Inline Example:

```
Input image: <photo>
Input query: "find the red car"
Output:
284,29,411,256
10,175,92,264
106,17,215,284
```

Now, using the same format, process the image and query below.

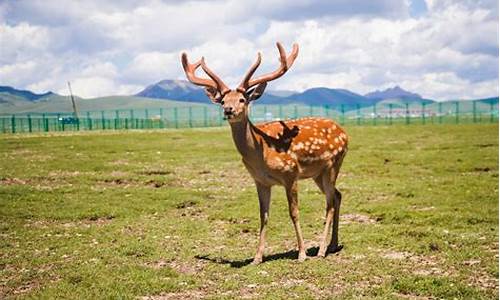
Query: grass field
0,123,498,299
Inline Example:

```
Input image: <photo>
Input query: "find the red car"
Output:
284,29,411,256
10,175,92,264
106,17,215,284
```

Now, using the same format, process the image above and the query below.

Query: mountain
279,88,376,108
267,89,297,97
136,80,377,108
1,82,498,115
0,86,56,101
136,79,208,103
365,86,422,101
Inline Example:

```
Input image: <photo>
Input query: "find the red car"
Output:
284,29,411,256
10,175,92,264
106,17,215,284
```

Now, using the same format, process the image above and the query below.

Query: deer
181,42,348,264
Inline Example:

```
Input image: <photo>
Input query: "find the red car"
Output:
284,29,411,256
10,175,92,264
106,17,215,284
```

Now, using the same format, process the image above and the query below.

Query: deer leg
317,170,334,257
328,154,345,254
285,181,306,262
328,188,343,253
253,182,271,265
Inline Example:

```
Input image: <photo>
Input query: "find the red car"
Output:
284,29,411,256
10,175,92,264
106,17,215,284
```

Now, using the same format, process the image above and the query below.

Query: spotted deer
181,42,348,264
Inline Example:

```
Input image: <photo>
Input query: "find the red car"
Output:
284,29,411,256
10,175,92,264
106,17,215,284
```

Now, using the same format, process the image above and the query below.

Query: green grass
0,123,498,299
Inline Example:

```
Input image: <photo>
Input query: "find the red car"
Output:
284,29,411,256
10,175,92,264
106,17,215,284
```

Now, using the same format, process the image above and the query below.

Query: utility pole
67,81,79,119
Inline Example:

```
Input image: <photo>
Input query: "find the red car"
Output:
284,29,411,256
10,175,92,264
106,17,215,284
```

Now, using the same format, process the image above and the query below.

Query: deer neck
229,114,260,160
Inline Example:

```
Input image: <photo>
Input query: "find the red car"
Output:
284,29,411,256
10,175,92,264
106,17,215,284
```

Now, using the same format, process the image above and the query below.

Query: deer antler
181,53,230,97
237,42,299,92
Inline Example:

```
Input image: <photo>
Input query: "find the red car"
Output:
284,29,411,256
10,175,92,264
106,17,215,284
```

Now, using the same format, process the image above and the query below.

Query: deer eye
220,100,225,105
239,98,245,103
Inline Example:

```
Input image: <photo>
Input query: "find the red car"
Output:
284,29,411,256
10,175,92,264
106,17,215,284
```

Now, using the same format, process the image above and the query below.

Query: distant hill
365,85,422,101
263,88,376,109
0,82,498,115
136,79,208,104
0,86,56,101
136,80,377,109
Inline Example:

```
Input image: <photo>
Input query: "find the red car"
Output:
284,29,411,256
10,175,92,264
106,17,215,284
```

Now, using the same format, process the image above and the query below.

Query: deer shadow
251,120,300,153
194,246,342,268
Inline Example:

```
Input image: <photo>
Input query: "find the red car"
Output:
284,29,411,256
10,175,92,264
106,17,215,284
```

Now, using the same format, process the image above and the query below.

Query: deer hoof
252,257,263,265
328,244,344,254
298,252,307,262
317,249,326,258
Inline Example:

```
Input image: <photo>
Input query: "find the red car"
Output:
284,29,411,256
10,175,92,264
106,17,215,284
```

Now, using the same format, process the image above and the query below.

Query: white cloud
0,0,497,100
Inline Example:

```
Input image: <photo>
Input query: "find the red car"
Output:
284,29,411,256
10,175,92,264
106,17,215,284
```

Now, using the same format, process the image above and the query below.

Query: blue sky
0,0,498,100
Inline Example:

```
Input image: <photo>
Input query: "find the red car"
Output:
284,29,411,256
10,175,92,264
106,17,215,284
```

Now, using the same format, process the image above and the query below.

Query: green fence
1,100,498,134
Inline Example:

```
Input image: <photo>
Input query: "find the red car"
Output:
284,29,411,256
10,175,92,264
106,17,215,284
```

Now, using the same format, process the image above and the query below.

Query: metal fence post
455,101,459,124
57,113,64,131
87,111,92,130
473,101,477,123
491,102,495,123
115,110,119,129
422,102,426,124
174,107,179,128
203,107,208,127
341,104,345,125
356,104,361,125
389,104,393,125
100,111,105,130
28,114,32,133
189,107,193,128
44,114,49,132
130,110,134,129
439,102,443,124
405,103,410,125
11,115,15,133
160,108,165,128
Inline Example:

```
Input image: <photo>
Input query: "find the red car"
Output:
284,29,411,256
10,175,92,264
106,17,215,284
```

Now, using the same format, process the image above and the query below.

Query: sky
0,0,498,100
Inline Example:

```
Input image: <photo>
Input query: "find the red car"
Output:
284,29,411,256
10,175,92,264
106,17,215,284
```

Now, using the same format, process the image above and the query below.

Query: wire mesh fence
1,100,498,134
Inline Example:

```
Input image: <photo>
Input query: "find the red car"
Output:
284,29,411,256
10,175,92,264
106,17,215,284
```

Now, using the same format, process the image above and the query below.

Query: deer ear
205,87,222,104
246,82,267,101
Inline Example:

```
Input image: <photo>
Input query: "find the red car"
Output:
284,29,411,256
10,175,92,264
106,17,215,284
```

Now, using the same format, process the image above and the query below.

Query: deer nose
223,107,234,115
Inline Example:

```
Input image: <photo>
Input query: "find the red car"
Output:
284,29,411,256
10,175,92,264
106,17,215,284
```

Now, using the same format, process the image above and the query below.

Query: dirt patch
108,159,130,166
176,200,197,209
141,290,205,300
476,143,496,148
102,178,134,186
145,180,166,188
171,165,252,194
379,249,452,278
340,213,378,225
109,171,129,177
0,176,70,191
382,250,412,260
47,171,83,178
24,216,114,229
410,206,435,211
366,193,390,202
140,169,173,175
467,270,499,291
473,167,492,172
0,177,27,185
10,281,41,296
391,292,432,299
